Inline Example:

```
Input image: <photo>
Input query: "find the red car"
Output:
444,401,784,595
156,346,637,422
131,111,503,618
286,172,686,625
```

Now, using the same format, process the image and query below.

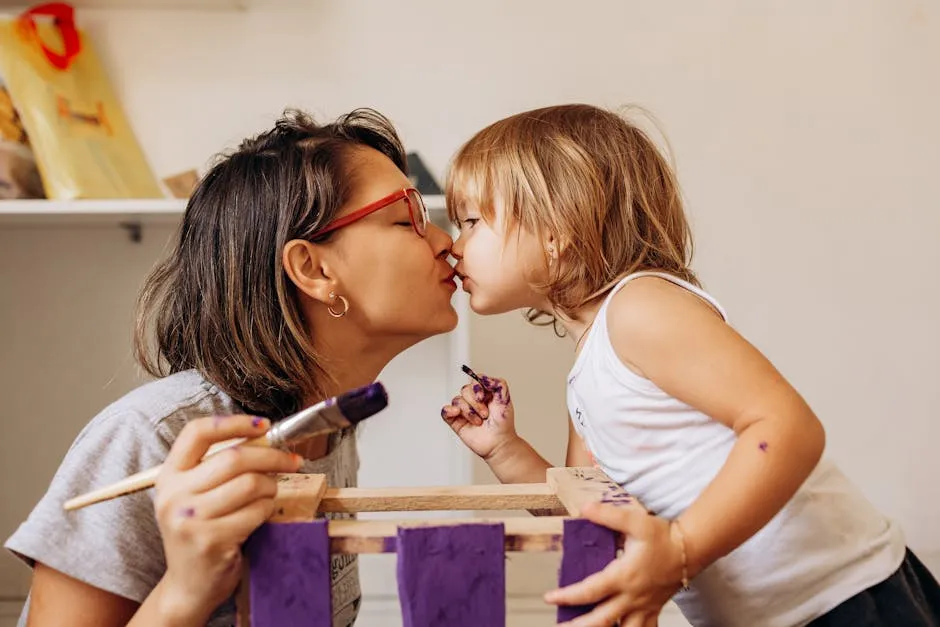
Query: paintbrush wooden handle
62,434,271,511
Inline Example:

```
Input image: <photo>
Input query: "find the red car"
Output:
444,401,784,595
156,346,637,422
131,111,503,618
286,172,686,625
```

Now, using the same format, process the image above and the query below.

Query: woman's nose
427,223,454,258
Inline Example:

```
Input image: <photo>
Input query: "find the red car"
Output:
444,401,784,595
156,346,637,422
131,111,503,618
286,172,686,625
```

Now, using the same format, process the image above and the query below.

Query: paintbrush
461,364,495,402
63,381,389,512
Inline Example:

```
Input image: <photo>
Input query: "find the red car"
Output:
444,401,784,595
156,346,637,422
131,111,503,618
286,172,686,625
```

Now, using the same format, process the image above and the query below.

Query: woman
5,108,459,626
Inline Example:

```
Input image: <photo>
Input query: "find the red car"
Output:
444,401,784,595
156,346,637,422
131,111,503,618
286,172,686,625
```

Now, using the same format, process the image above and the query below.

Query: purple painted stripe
557,518,618,623
245,520,332,627
397,524,506,627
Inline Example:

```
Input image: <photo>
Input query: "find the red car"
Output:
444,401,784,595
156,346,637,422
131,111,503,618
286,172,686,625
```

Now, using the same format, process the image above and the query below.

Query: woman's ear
282,239,336,304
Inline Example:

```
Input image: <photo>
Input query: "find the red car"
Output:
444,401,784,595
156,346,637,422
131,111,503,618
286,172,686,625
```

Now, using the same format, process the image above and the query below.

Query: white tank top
567,272,905,627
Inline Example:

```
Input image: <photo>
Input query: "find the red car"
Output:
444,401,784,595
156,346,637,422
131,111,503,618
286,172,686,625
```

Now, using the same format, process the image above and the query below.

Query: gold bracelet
671,519,691,590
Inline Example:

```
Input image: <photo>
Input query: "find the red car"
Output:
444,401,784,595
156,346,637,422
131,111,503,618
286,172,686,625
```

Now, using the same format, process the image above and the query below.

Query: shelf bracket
119,221,143,243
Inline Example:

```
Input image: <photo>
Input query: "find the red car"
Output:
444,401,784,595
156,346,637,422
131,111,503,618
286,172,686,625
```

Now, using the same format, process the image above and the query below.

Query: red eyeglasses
315,187,429,238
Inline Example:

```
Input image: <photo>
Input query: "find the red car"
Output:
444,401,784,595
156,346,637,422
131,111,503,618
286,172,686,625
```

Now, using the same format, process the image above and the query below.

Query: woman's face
323,147,459,341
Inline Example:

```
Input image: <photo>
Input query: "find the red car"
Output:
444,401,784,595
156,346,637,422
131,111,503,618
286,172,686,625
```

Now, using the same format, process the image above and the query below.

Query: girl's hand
152,415,302,623
441,374,519,460
545,502,686,627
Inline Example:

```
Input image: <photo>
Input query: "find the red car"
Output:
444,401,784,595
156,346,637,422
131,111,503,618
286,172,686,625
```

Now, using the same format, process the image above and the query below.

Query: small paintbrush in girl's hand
461,364,495,403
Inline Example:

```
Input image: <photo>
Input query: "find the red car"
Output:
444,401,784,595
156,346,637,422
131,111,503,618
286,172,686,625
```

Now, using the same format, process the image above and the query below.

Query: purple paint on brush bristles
460,364,492,391
336,382,388,425
246,520,332,627
557,518,618,623
461,365,495,406
397,524,506,627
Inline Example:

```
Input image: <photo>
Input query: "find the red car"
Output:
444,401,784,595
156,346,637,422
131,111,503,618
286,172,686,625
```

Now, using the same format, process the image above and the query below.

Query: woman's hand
152,415,302,623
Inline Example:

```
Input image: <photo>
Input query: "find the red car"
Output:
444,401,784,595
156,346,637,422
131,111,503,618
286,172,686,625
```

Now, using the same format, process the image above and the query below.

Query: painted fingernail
179,506,196,518
252,417,269,429
291,453,303,466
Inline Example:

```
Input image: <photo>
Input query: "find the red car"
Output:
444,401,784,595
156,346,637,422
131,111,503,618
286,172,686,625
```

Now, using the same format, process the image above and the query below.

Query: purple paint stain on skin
492,383,511,404
251,416,265,428
246,520,331,627
759,441,769,452
179,507,195,518
397,524,505,627
557,519,618,623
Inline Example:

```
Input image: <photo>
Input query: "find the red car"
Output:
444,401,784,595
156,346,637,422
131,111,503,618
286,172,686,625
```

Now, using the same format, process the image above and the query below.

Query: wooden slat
319,483,562,513
323,516,596,554
270,473,328,523
546,467,642,516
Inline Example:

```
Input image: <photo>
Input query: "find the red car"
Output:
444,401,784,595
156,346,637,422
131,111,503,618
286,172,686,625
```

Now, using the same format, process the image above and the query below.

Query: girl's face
321,148,459,340
450,201,548,315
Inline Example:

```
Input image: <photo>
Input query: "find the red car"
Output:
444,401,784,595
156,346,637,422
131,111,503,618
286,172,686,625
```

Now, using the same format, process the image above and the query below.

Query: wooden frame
238,467,642,626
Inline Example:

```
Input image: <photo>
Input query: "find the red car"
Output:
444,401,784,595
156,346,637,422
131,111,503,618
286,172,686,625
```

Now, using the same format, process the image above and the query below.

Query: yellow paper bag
0,3,163,199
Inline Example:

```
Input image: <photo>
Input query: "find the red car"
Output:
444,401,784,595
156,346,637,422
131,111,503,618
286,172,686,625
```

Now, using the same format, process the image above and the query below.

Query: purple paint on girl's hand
759,441,769,452
179,507,196,518
491,382,510,404
252,416,265,428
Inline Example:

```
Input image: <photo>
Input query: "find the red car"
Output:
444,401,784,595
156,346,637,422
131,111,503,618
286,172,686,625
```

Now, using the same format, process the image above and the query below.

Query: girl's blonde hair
446,103,697,327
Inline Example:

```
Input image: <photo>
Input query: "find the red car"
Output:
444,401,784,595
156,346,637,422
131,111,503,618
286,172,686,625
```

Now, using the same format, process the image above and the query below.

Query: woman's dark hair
135,108,408,417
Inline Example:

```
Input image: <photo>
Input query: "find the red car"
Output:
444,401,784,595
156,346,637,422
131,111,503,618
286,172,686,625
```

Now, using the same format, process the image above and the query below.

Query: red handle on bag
17,2,81,70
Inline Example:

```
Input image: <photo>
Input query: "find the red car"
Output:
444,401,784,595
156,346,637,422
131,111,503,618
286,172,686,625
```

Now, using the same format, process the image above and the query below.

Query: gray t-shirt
4,369,361,626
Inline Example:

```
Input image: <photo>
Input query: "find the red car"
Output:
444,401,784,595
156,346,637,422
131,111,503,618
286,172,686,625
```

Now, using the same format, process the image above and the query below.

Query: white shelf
0,196,448,228
0,199,185,227
0,0,248,10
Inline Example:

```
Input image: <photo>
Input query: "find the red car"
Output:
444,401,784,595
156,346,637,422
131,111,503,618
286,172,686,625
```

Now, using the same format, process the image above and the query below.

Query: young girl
441,104,940,627
5,108,459,627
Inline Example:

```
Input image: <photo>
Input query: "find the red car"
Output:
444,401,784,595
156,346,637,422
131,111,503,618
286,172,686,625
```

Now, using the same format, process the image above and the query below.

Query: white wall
1,1,937,624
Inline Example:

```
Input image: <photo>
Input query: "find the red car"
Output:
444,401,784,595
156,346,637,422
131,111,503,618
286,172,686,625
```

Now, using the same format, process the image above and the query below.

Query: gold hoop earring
328,292,349,318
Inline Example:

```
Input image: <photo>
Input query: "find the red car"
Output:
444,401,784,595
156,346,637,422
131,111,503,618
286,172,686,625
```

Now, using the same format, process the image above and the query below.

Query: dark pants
809,549,940,627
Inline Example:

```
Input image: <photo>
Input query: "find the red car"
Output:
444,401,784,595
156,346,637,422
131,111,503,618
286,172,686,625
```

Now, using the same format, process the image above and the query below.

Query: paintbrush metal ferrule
264,398,349,449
